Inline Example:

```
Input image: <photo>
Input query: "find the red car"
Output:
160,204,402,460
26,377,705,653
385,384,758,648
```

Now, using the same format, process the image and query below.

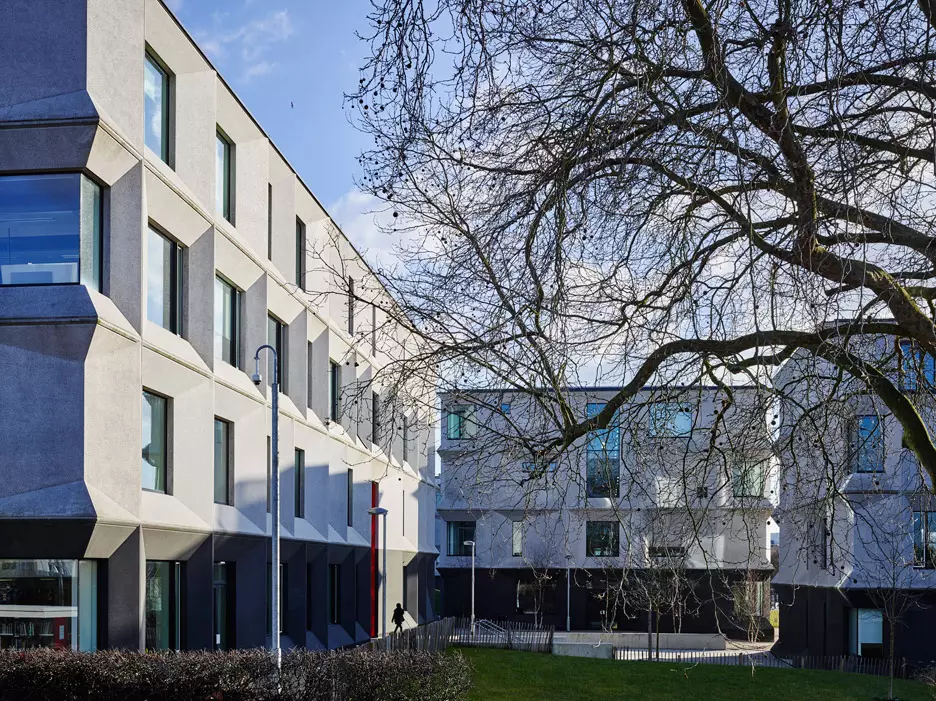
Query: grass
458,647,933,701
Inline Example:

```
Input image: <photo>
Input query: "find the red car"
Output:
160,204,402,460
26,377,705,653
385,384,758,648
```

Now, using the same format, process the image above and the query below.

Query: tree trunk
647,607,653,659
888,617,896,700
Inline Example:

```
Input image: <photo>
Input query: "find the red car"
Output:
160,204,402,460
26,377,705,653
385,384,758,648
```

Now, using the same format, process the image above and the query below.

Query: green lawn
458,648,933,701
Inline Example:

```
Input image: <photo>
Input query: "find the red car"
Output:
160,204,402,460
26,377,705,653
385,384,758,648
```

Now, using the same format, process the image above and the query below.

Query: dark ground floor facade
774,583,936,664
438,566,773,640
0,519,436,651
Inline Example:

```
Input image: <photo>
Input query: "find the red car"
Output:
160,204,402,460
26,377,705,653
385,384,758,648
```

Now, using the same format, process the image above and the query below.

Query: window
516,580,556,615
213,418,231,505
851,415,884,473
328,564,341,624
142,390,168,493
214,276,240,367
147,227,183,334
371,392,380,444
212,562,231,650
731,460,765,498
295,448,305,518
215,130,233,222
402,415,409,462
348,276,355,335
0,559,87,650
648,545,686,562
900,341,936,392
446,407,475,440
295,218,306,289
586,521,619,557
501,403,511,415
329,361,341,421
446,521,476,556
267,183,273,260
145,561,181,650
144,50,172,165
848,608,883,657
267,315,287,392
512,521,523,557
347,468,354,527
913,511,936,568
648,403,693,437
521,461,558,473
0,173,102,288
586,402,619,498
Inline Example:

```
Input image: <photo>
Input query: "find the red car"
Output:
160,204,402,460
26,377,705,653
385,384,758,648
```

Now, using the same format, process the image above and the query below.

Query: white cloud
194,9,293,79
164,0,183,12
243,60,275,81
328,189,402,270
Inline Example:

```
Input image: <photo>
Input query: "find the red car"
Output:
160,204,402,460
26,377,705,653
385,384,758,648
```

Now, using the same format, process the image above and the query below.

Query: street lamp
252,345,280,669
565,554,573,632
463,540,476,637
368,506,389,638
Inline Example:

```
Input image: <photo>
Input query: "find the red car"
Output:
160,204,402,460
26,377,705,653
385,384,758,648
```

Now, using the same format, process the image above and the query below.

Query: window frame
328,564,341,624
295,218,306,290
213,417,232,505
347,276,355,335
446,406,475,440
648,402,693,437
402,414,410,463
851,414,884,473
912,511,936,569
146,224,184,335
295,447,305,519
899,340,936,392
267,314,287,393
329,361,341,422
446,521,476,556
585,521,620,558
731,459,766,498
142,389,170,494
143,48,174,167
214,275,240,368
347,468,354,527
215,128,234,223
512,521,524,557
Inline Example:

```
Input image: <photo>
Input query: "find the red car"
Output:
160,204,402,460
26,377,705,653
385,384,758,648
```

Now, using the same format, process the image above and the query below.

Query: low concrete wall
553,631,726,651
553,641,614,659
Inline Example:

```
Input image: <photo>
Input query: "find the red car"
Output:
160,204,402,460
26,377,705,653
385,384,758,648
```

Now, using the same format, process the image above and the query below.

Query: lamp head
251,371,263,386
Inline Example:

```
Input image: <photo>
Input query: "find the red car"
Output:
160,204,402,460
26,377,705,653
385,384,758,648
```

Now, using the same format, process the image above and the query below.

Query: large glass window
0,174,102,288
216,130,233,222
268,315,287,392
851,414,884,473
648,403,693,437
731,459,766,498
214,276,240,367
142,390,168,493
900,341,936,392
213,562,231,650
295,448,305,518
0,559,83,650
586,402,620,498
347,468,354,527
214,418,231,505
145,561,180,650
144,51,172,165
328,564,341,624
913,511,936,569
446,407,475,440
147,227,183,334
512,521,523,557
295,218,306,289
446,521,475,556
586,521,619,557
848,608,883,657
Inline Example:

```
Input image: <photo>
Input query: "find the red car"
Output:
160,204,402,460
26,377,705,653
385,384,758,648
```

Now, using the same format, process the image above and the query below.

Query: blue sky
167,0,388,258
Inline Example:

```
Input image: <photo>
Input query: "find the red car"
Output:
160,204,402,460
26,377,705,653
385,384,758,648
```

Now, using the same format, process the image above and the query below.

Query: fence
450,617,554,653
613,649,914,678
371,617,455,653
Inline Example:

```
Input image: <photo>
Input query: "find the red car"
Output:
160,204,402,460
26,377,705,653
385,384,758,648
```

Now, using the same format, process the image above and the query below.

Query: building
773,337,936,663
0,0,437,651
436,387,776,639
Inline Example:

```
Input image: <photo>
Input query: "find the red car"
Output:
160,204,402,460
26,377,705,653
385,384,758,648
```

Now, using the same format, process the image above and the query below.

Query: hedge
0,647,472,701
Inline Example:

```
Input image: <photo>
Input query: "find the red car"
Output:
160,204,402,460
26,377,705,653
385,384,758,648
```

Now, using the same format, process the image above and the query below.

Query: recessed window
586,402,619,498
213,418,232,505
731,460,766,498
371,392,380,445
0,174,102,288
216,129,233,223
512,521,523,557
142,390,168,493
648,403,693,437
214,276,240,367
585,521,619,557
144,51,172,165
267,315,287,392
900,341,935,392
295,218,306,290
851,414,883,473
501,403,511,415
446,521,475,556
402,415,409,462
913,511,936,568
267,183,273,260
446,407,475,440
848,608,883,657
145,561,181,650
147,226,183,334
295,448,305,518
347,468,354,527
328,564,341,624
329,361,341,421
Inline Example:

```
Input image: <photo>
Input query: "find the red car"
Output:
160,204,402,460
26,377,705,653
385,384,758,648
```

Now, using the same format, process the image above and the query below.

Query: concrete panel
0,124,97,173
106,527,144,650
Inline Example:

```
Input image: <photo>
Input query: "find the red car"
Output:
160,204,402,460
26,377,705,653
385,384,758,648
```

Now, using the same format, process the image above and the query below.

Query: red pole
370,481,379,637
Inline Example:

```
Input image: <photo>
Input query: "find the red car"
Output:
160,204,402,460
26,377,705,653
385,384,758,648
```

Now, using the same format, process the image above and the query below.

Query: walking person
392,603,405,634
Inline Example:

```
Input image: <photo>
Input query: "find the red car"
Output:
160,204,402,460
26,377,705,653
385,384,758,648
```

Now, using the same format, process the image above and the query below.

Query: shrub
0,647,472,701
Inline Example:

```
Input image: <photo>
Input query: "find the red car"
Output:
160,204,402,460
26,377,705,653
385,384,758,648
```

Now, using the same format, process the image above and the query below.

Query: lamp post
368,506,389,638
463,540,476,637
251,345,280,670
565,554,573,632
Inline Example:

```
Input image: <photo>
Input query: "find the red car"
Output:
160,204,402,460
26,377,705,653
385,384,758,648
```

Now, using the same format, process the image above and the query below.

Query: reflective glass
142,391,167,493
144,54,170,162
0,559,78,650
